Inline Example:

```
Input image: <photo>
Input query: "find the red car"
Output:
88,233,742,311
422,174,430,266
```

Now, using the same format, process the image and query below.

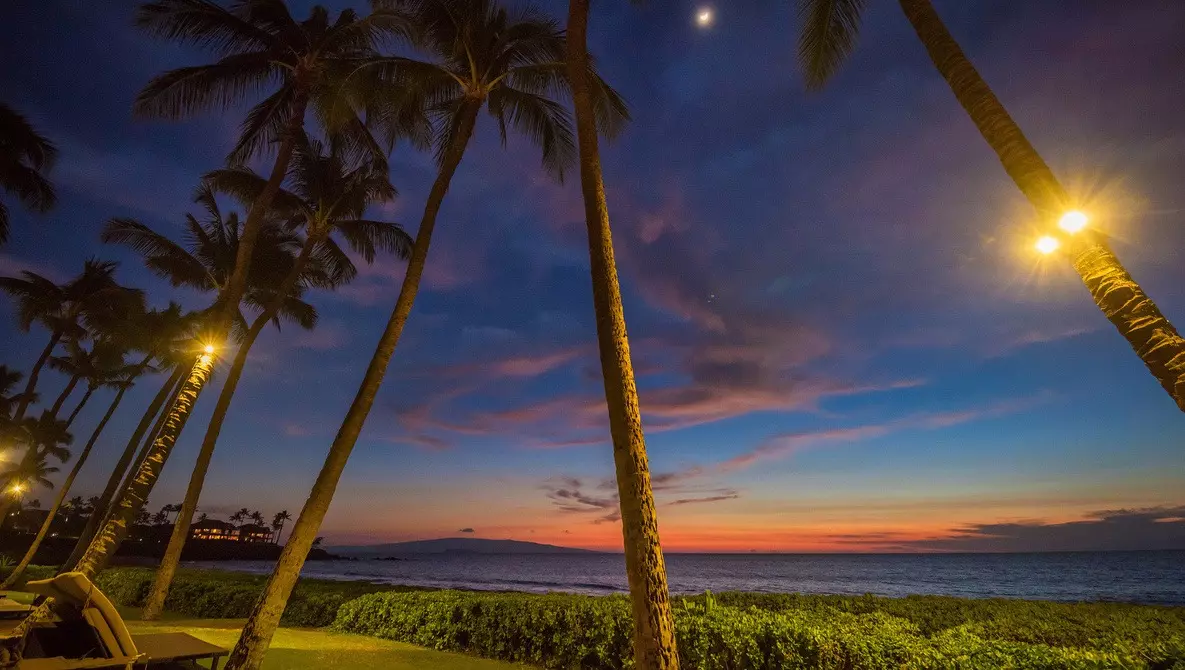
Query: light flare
695,6,714,28
1058,210,1088,234
1035,236,1060,255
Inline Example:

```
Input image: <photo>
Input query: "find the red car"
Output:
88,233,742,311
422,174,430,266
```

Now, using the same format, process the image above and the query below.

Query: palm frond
133,52,282,119
487,86,575,180
334,219,412,262
136,0,280,54
796,0,870,89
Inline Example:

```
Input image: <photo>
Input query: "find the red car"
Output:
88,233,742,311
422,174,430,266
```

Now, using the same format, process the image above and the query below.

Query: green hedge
333,590,1185,669
94,567,398,627
0,565,57,590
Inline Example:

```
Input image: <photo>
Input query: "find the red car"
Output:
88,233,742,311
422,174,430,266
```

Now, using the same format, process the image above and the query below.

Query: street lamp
203,344,215,355
8,482,26,496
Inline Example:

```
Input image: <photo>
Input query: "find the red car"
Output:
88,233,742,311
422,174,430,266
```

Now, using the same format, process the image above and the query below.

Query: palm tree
0,259,143,423
1,354,145,589
0,366,27,444
230,508,249,526
794,0,1185,411
0,102,57,245
143,137,411,620
563,1,678,667
270,510,290,544
224,2,626,664
248,510,265,526
1,454,60,495
133,0,414,337
73,195,318,578
60,306,199,574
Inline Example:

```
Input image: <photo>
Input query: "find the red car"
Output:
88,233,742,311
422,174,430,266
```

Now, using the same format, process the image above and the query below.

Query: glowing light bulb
203,344,215,354
695,6,714,28
1058,210,1088,234
8,483,25,496
1035,236,1060,255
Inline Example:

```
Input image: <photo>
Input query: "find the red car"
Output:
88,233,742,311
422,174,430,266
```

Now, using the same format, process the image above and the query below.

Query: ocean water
186,550,1185,605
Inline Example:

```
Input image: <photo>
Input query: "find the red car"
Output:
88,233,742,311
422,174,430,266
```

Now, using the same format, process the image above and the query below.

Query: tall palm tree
0,102,56,245
224,2,626,665
0,409,74,524
48,339,131,428
143,138,410,620
230,508,249,525
0,259,143,423
60,306,199,574
134,0,414,336
1,353,145,589
73,195,318,578
563,0,678,667
270,510,290,543
795,0,1185,411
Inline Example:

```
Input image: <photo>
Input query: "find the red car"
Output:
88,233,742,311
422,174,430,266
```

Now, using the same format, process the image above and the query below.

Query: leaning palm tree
0,259,143,423
143,138,410,620
223,2,626,665
73,194,318,578
134,0,418,337
0,102,57,245
795,0,1185,411
1,352,145,589
562,0,678,667
60,305,201,574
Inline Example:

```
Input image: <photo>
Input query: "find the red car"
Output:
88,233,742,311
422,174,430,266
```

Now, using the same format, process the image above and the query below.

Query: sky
1,0,1184,553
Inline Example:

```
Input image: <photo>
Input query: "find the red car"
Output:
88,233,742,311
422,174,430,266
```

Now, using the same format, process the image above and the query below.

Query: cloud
287,321,349,351
894,505,1185,552
719,395,1048,472
542,471,739,526
458,527,475,534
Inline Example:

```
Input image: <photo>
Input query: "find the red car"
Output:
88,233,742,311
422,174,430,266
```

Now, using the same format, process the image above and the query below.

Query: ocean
186,550,1185,605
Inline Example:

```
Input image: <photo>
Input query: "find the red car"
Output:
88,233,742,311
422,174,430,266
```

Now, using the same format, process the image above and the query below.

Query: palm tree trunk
2,385,128,589
60,366,186,574
48,373,80,418
566,1,678,668
73,352,216,577
62,384,95,430
13,329,62,421
217,89,310,334
898,0,1185,411
222,101,483,670
143,238,320,620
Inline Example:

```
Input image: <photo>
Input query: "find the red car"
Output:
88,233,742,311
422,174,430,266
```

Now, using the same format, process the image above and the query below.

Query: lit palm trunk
60,365,186,574
897,0,1185,410
1,384,128,589
567,0,678,667
74,351,215,577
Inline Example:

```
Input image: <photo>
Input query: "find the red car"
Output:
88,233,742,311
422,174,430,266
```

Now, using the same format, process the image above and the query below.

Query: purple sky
2,0,1184,551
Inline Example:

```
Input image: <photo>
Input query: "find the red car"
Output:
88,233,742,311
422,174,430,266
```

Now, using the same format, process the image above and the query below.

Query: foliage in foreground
333,590,1185,669
93,567,400,627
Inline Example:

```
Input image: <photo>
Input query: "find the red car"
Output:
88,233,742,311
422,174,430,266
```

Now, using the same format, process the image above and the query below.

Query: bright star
695,7,714,28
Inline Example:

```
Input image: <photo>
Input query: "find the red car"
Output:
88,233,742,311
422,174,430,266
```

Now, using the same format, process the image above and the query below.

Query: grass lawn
119,608,531,670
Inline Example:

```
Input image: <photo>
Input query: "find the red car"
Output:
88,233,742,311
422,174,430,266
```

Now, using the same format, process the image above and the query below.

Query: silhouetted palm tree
1,454,60,493
794,0,1185,410
144,137,411,620
224,2,626,663
1,347,144,589
134,0,414,334
0,366,26,444
0,259,143,423
230,508,249,526
0,102,56,245
564,0,678,666
270,510,290,544
74,193,317,577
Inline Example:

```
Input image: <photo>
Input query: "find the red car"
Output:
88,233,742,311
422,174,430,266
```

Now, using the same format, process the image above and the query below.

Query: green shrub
0,565,56,590
94,567,395,627
333,590,1173,669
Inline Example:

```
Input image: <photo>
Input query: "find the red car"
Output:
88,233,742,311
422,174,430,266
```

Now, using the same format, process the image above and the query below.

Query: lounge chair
11,573,228,669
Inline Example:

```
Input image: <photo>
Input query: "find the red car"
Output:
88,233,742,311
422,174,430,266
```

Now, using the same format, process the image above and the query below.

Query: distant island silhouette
331,537,602,556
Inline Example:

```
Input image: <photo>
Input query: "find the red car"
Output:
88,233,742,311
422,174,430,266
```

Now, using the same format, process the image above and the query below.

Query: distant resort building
189,519,274,543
